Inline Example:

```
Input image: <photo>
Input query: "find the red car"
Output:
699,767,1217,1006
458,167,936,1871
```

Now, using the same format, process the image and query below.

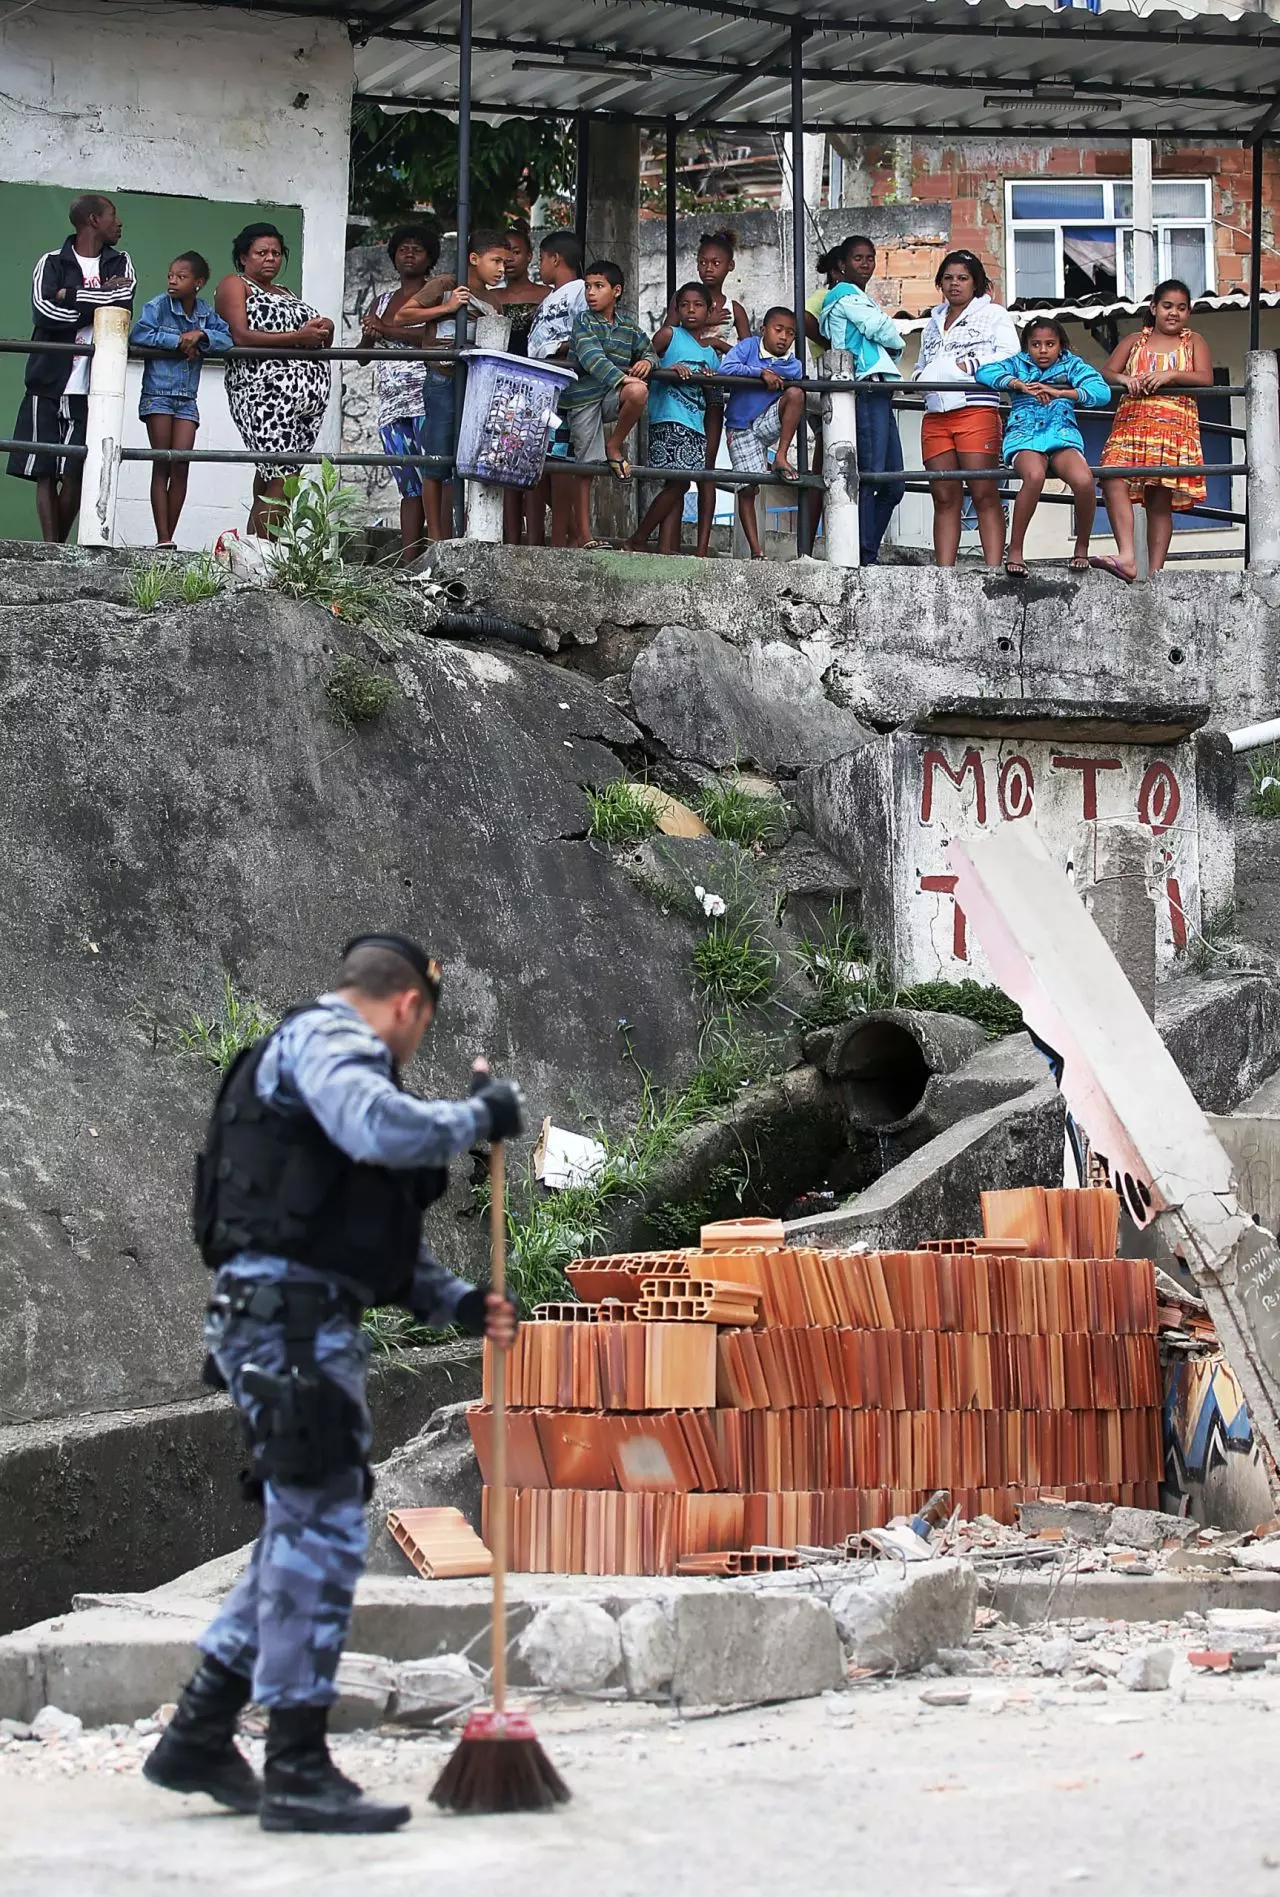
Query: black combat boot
259,1704,412,1834
142,1655,261,1813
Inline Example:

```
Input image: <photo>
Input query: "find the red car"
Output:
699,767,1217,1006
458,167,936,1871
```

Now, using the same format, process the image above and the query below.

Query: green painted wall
0,185,302,541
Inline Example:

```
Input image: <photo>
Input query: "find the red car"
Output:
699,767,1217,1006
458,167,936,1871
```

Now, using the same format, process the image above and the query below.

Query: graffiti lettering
1050,754,1124,821
920,748,987,826
1138,760,1182,837
920,873,968,960
996,754,1035,821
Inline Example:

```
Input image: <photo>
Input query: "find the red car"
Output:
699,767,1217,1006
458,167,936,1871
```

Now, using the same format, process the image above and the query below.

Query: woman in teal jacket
975,317,1110,578
818,235,907,564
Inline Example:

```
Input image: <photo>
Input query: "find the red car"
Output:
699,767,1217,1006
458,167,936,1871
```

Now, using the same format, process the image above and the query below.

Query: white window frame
1004,177,1215,302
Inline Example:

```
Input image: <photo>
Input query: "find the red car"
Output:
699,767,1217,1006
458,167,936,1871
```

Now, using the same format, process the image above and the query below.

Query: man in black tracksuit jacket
7,193,134,542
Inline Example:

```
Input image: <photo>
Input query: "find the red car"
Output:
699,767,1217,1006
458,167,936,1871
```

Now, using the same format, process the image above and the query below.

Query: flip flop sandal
773,465,799,484
606,456,631,480
1068,556,1091,572
1089,555,1135,584
1004,560,1028,579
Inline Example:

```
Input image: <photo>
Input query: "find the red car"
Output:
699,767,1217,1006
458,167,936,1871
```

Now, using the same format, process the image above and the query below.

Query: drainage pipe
827,1010,990,1132
1228,717,1280,754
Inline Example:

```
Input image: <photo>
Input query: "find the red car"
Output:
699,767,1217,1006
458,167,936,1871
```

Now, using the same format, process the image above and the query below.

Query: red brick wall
858,137,1280,306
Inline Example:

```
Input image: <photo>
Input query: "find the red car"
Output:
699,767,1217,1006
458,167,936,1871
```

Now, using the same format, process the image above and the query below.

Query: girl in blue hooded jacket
975,316,1110,578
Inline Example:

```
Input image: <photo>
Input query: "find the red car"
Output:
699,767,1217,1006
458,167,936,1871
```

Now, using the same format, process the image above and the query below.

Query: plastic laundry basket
455,349,577,489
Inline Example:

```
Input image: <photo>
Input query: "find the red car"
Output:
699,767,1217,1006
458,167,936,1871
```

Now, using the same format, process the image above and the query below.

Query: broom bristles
430,1708,571,1814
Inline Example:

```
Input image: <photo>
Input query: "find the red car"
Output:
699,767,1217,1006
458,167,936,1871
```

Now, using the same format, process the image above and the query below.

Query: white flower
701,892,726,918
694,885,706,901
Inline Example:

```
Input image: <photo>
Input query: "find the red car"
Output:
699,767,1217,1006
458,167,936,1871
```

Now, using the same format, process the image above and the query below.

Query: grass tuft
896,978,1024,1038
177,976,276,1074
586,779,660,846
176,551,225,604
325,655,400,730
697,777,787,848
126,558,178,611
1248,748,1280,819
692,915,778,1009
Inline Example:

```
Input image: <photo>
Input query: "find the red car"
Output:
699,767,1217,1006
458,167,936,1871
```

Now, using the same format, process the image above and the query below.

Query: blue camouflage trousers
198,1262,372,1708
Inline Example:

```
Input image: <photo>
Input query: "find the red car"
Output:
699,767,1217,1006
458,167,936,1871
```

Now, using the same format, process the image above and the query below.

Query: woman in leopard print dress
215,223,334,534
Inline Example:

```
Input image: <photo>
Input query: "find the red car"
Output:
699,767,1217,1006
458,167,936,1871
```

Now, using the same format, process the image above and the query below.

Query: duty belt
211,1276,363,1332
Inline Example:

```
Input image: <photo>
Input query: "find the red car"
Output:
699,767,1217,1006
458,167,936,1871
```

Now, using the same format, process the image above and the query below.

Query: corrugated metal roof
893,287,1280,331
201,0,1280,135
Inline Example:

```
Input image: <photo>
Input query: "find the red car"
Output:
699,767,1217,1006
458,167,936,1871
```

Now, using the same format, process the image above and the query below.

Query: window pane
1062,226,1118,297
1154,180,1209,219
1010,182,1106,220
1013,227,1059,300
1165,227,1208,297
1113,183,1133,219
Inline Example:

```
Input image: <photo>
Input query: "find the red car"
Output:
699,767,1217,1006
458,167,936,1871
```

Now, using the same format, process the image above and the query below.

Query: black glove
472,1075,525,1142
455,1283,521,1337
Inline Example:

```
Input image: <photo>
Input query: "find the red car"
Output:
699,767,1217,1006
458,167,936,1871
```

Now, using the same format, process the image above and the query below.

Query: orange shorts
921,406,1003,462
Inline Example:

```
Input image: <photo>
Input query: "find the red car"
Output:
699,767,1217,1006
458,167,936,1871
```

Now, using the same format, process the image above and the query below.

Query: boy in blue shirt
624,282,720,555
130,252,233,546
720,307,804,561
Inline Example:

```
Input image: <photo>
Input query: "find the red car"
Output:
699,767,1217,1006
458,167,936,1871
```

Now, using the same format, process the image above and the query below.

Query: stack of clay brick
469,1189,1163,1575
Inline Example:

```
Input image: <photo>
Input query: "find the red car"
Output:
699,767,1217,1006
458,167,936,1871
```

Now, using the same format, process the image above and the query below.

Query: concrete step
0,1568,847,1726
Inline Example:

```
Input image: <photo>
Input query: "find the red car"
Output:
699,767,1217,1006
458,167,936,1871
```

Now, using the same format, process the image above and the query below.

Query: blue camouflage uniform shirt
226,993,492,1322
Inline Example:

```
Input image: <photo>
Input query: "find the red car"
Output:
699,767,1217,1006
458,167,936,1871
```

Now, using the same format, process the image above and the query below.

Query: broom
429,1139,571,1814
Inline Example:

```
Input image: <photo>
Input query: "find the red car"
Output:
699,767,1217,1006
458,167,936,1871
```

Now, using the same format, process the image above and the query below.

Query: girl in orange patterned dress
1092,279,1214,582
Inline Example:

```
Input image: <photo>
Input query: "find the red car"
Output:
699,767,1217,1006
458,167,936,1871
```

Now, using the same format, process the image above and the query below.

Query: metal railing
1,329,1264,562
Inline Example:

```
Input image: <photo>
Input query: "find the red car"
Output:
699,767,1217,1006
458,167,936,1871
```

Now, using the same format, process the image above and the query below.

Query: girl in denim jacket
130,252,233,545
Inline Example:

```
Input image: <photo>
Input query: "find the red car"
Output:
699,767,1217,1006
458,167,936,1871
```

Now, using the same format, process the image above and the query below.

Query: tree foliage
350,102,575,232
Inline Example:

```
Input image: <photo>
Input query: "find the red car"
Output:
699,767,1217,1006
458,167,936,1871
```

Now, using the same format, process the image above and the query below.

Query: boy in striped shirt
560,259,654,548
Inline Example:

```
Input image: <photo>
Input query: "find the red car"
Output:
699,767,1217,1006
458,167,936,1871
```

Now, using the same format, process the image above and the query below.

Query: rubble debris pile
468,1204,1163,1576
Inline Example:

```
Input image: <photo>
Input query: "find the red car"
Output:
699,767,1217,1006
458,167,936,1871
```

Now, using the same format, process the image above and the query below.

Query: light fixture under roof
983,89,1122,113
512,52,654,81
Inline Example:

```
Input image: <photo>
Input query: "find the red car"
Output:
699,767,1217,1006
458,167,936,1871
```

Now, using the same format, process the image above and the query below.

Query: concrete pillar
821,346,860,568
79,306,129,547
586,122,641,542
1071,820,1157,1020
1130,138,1155,302
463,305,509,543
1247,349,1280,566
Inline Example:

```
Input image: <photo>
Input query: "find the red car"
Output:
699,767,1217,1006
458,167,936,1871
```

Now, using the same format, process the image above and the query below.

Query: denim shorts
423,371,457,463
139,394,200,425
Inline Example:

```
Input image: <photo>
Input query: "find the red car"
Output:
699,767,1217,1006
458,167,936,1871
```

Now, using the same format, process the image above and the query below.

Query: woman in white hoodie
914,250,1020,567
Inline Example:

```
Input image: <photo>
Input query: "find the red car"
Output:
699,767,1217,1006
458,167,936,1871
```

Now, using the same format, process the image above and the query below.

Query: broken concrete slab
1107,1508,1201,1552
630,624,871,773
516,1601,623,1694
330,1653,396,1732
983,1570,1280,1627
1016,1500,1114,1544
669,1591,843,1708
1117,1646,1174,1691
1159,975,1280,1115
389,1654,482,1727
829,1557,977,1674
618,1599,676,1699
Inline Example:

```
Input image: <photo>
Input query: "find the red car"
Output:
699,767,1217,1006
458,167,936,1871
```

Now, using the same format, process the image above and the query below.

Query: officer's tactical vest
193,1004,448,1304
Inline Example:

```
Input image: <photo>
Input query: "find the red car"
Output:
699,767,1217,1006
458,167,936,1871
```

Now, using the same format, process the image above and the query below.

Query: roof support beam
358,25,1268,111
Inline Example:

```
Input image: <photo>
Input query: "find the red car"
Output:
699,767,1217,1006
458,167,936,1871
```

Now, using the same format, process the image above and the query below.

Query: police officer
144,933,522,1834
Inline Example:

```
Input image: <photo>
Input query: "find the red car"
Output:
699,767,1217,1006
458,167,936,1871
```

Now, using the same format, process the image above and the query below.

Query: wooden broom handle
488,1141,507,1714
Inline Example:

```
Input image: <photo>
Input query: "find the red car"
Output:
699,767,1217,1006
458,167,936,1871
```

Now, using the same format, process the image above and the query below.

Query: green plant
793,902,887,1026
586,779,660,846
692,914,778,1009
350,102,573,227
270,460,409,634
177,976,276,1074
127,557,179,611
361,1305,452,1358
1181,900,1251,976
645,1163,751,1247
697,777,787,849
1248,749,1280,819
176,552,225,604
896,979,1024,1038
325,654,400,730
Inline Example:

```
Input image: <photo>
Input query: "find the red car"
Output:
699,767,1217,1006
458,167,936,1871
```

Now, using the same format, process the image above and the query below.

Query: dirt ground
4,1668,1280,1897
